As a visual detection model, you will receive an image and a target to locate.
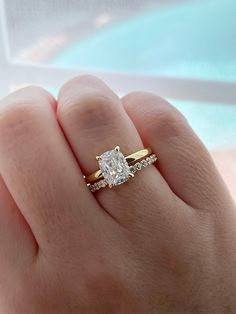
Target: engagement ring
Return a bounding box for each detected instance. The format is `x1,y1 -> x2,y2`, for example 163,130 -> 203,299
86,146 -> 157,192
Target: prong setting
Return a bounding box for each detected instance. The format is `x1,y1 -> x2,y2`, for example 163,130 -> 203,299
96,155 -> 101,160
98,148 -> 130,186
88,154 -> 157,192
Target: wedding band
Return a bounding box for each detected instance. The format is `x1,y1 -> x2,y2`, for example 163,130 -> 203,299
85,146 -> 157,192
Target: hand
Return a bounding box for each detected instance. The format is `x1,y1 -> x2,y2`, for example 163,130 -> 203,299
0,75 -> 235,313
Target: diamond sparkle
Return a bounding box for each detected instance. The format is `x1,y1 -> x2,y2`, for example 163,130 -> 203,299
98,149 -> 130,186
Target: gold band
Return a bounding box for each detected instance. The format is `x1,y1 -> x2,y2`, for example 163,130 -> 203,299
85,147 -> 152,183
88,154 -> 157,192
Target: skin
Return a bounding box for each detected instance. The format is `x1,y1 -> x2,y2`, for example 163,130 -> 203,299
0,75 -> 235,313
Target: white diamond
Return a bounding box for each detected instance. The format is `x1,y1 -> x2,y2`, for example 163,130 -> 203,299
141,159 -> 148,167
100,180 -> 106,188
99,149 -> 130,186
129,165 -> 136,174
150,154 -> 157,163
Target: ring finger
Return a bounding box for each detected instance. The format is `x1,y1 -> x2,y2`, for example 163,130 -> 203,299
57,75 -> 181,225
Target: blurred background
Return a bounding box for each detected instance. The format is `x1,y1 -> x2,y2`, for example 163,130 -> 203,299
0,0 -> 235,200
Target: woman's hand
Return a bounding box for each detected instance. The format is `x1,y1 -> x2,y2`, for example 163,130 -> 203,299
0,75 -> 235,313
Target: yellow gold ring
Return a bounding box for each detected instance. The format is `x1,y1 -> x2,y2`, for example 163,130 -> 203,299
88,153 -> 157,192
85,146 -> 153,185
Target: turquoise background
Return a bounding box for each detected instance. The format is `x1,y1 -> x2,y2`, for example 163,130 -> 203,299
51,0 -> 236,150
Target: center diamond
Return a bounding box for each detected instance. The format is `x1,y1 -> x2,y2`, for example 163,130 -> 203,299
98,148 -> 130,186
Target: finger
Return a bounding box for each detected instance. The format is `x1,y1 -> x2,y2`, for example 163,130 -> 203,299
57,75 -> 182,225
0,86 -> 103,254
122,92 -> 233,210
0,175 -> 37,281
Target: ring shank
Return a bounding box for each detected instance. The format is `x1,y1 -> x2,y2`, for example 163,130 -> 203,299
86,148 -> 152,184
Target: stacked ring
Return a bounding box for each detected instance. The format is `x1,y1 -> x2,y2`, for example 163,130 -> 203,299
85,146 -> 157,192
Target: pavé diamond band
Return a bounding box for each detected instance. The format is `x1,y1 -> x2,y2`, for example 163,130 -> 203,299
85,146 -> 157,192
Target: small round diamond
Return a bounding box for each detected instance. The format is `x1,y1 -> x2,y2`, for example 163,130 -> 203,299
136,162 -> 142,170
141,159 -> 148,167
149,155 -> 154,161
129,165 -> 136,173
146,157 -> 151,164
100,180 -> 106,188
151,154 -> 157,162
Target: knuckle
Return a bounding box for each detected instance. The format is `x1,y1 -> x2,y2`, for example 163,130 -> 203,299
123,91 -> 167,108
124,91 -> 188,139
0,85 -> 53,143
59,92 -> 120,131
151,106 -> 186,138
0,86 -> 54,108
83,259 -> 124,310
70,74 -> 104,86
59,74 -> 108,97
19,85 -> 52,99
0,102 -> 42,143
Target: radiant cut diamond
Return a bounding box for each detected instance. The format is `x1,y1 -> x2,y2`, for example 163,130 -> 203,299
98,149 -> 130,186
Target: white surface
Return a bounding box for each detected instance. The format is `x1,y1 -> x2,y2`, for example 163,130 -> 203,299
0,0 -> 236,103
